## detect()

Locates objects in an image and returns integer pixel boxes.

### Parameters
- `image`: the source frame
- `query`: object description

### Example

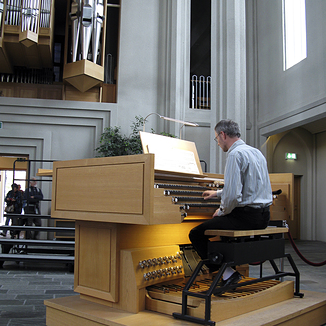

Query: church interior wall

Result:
[268,128,313,240]
[246,0,326,241]
[116,0,164,134]
[253,0,326,133]
[316,131,326,241]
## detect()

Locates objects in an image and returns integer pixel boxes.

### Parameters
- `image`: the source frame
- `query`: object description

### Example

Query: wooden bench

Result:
[173,227,303,326]
[204,226,289,238]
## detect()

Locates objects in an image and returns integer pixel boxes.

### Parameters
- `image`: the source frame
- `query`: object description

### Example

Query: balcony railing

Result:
[191,75,211,110]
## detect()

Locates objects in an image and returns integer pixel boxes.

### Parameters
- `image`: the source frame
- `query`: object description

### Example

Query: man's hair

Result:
[214,119,241,138]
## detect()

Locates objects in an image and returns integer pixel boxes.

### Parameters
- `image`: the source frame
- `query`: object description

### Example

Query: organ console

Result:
[45,134,326,325]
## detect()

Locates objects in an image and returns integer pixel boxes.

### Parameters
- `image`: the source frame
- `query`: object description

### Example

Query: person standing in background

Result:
[3,183,23,237]
[24,177,43,239]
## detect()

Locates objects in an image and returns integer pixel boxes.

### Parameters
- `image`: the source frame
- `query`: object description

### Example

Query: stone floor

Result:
[0,240,326,326]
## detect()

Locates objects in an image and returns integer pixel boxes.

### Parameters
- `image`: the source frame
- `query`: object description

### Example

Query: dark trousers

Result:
[24,205,41,239]
[25,217,41,239]
[189,206,270,261]
[4,212,24,237]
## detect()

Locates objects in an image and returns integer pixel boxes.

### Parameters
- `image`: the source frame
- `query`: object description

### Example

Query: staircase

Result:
[0,213,75,271]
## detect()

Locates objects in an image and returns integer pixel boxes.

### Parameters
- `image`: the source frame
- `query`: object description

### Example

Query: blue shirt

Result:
[216,139,273,216]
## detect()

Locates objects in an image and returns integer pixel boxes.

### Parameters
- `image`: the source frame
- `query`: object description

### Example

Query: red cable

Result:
[287,229,326,267]
[249,228,326,267]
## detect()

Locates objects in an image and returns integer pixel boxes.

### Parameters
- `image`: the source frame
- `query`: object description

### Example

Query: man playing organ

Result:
[189,119,273,287]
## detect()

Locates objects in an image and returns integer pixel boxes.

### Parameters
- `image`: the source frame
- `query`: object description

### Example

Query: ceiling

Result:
[301,117,326,134]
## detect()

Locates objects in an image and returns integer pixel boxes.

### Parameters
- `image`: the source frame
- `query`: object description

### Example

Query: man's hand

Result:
[212,208,220,217]
[202,190,217,200]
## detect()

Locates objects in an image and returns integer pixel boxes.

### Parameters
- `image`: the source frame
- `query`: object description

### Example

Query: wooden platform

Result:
[45,290,326,326]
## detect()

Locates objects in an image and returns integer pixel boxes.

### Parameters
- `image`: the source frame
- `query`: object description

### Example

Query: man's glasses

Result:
[214,132,222,142]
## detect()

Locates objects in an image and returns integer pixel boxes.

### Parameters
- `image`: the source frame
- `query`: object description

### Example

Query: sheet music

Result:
[148,145,200,174]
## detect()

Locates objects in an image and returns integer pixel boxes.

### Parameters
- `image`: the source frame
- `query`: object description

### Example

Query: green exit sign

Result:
[285,152,297,160]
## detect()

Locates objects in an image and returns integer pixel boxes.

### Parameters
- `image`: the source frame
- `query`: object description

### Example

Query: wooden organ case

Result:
[45,134,326,326]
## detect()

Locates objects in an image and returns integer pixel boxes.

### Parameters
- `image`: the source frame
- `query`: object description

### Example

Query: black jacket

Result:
[24,186,44,214]
[5,190,23,214]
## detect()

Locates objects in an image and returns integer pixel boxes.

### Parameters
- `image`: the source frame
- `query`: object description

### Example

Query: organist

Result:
[189,119,273,287]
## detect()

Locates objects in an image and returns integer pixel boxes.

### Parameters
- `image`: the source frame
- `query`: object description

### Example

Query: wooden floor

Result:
[45,290,326,326]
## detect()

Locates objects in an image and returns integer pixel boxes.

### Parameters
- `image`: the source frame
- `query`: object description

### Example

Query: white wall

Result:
[117,0,192,139]
[246,0,326,240]
[267,128,326,241]
[247,0,326,138]
[316,131,326,241]
[247,0,326,145]
[117,0,162,133]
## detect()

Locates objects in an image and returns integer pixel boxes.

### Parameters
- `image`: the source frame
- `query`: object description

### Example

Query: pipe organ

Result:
[44,147,311,325]
[0,0,54,73]
[0,0,109,94]
[63,0,107,92]
[69,0,104,63]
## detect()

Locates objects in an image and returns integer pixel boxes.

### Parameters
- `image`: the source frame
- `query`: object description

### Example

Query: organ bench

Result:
[173,227,304,325]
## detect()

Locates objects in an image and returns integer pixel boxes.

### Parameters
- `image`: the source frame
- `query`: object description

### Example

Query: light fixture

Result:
[143,113,199,139]
[285,152,297,160]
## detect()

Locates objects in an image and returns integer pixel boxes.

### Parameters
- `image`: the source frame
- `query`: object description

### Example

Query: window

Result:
[190,0,211,109]
[282,0,307,70]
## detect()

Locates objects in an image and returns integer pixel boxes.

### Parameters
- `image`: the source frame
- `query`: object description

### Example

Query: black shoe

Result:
[214,271,243,296]
[222,271,243,287]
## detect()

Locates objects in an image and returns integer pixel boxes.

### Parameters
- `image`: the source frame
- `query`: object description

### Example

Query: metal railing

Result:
[191,75,211,110]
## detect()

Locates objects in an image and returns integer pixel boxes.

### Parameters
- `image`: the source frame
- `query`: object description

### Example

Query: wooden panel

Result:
[38,85,63,100]
[16,84,39,98]
[45,289,326,326]
[64,84,100,102]
[269,173,294,221]
[0,83,63,100]
[102,83,117,103]
[37,169,53,176]
[0,83,15,96]
[55,164,144,214]
[51,155,155,225]
[54,219,75,239]
[74,221,118,302]
[0,157,28,170]
[63,60,104,93]
[117,245,183,313]
[117,221,203,250]
[292,176,301,239]
[152,188,183,224]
